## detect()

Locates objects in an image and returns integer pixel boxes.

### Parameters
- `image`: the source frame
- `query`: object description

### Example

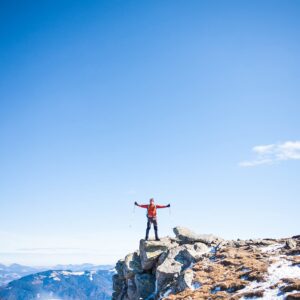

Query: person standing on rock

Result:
[135,198,170,241]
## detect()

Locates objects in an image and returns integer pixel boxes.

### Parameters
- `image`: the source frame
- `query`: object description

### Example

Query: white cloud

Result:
[239,141,300,167]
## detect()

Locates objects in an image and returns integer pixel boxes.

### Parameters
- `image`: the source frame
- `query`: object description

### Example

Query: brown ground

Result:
[164,242,300,300]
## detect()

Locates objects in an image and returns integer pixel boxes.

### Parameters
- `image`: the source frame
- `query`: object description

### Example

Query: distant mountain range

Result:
[0,269,113,300]
[0,263,112,287]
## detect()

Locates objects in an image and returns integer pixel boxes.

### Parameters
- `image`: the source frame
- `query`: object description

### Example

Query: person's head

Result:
[149,198,154,205]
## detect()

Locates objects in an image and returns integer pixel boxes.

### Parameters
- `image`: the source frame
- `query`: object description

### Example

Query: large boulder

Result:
[123,251,143,279]
[134,273,156,299]
[139,237,177,270]
[126,278,137,300]
[173,226,222,245]
[156,241,209,292]
[112,274,124,294]
[183,243,209,262]
[285,239,297,250]
[115,259,125,279]
[156,245,197,291]
[156,247,183,291]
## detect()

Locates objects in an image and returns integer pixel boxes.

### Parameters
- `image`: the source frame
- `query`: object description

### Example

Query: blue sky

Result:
[0,0,300,265]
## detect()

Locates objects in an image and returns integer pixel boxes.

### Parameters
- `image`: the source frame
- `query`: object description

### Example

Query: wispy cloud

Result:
[239,141,300,167]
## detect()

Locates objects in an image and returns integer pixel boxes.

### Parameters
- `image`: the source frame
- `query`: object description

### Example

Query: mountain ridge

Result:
[113,226,300,300]
[0,268,113,300]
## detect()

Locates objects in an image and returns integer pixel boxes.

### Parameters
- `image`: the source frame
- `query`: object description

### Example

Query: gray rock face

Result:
[156,242,209,291]
[233,240,247,247]
[112,274,123,294]
[126,279,137,299]
[115,259,125,279]
[156,246,185,290]
[123,251,142,279]
[134,273,156,299]
[285,238,297,249]
[177,269,194,292]
[245,239,277,246]
[183,243,209,262]
[173,226,222,245]
[139,237,176,270]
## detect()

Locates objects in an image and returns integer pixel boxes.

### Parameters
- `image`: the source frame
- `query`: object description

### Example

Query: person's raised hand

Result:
[167,204,171,207]
[134,201,138,206]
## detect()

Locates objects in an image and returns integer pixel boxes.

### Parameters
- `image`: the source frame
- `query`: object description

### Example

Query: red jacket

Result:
[138,204,168,218]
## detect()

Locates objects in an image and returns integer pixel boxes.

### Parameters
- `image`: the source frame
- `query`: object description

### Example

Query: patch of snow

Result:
[53,277,60,281]
[88,271,96,281]
[268,256,300,282]
[49,272,60,281]
[261,244,284,253]
[238,256,300,299]
[60,271,84,276]
[241,267,251,272]
[161,288,172,298]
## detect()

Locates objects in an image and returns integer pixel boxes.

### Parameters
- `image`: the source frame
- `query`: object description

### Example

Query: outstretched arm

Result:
[134,202,148,208]
[156,204,171,208]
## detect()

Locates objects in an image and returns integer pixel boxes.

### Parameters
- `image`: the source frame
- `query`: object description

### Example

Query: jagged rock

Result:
[115,259,125,279]
[234,240,247,247]
[112,274,124,294]
[123,251,142,279]
[134,273,156,299]
[156,243,203,291]
[177,269,194,292]
[286,239,297,250]
[156,246,185,290]
[126,278,137,299]
[139,237,176,270]
[173,226,222,245]
[113,259,127,300]
[183,242,209,262]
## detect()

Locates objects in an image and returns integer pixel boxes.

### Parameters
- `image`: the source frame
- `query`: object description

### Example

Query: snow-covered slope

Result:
[0,263,112,287]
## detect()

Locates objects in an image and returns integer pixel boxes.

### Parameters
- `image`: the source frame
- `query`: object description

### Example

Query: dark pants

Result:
[145,217,159,240]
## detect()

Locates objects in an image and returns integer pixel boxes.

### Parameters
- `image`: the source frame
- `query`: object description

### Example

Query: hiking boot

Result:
[155,238,160,241]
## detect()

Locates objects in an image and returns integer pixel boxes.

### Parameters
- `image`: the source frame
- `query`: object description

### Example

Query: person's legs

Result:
[153,219,159,241]
[145,218,151,240]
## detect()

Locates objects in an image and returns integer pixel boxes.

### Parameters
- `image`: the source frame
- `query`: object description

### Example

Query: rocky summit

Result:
[113,227,300,300]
